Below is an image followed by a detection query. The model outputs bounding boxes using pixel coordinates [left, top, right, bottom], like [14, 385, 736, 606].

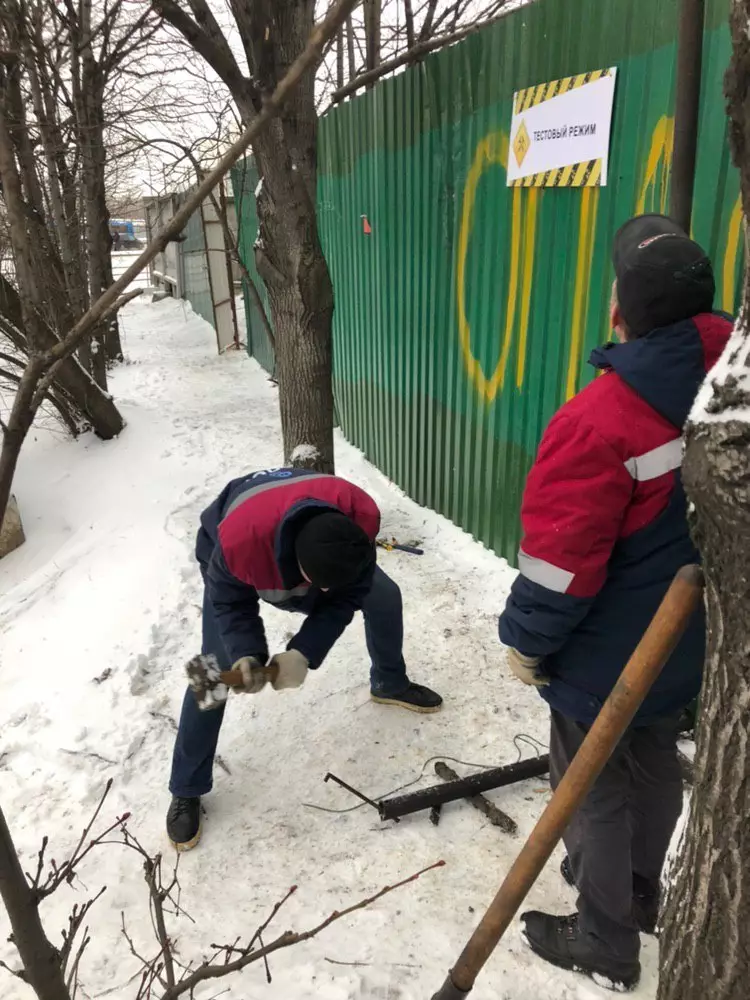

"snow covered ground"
[0, 297, 663, 999]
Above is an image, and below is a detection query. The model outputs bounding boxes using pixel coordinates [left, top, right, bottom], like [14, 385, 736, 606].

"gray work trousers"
[550, 709, 683, 960]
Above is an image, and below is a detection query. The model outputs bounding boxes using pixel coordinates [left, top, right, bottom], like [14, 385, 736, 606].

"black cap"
[612, 214, 715, 338]
[295, 512, 375, 589]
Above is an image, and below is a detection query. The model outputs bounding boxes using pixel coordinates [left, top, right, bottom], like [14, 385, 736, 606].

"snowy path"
[0, 298, 660, 999]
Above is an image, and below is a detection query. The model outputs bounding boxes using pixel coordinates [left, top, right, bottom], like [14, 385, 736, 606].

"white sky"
[126, 0, 532, 197]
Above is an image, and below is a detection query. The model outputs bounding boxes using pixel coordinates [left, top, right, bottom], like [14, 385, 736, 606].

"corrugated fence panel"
[178, 196, 214, 329]
[692, 10, 742, 312]
[231, 158, 276, 374]
[318, 0, 740, 565]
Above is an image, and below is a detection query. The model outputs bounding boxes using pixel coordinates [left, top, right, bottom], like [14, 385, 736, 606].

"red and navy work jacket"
[499, 313, 731, 724]
[196, 468, 381, 668]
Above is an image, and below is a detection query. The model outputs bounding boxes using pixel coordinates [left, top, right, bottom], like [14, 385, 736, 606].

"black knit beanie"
[295, 512, 375, 589]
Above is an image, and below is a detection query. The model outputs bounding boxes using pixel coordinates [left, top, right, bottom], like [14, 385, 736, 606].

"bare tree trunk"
[0, 370, 39, 528]
[76, 184, 92, 375]
[0, 276, 122, 437]
[24, 29, 89, 325]
[77, 0, 109, 388]
[336, 24, 345, 89]
[403, 0, 415, 49]
[102, 245, 124, 362]
[262, 266, 334, 470]
[364, 0, 381, 79]
[1, 353, 85, 437]
[346, 14, 356, 79]
[0, 805, 70, 1000]
[158, 0, 336, 472]
[0, 343, 123, 533]
[248, 1, 335, 470]
[657, 4, 750, 997]
[658, 416, 750, 1000]
[420, 0, 440, 42]
[252, 119, 335, 469]
[0, 66, 124, 527]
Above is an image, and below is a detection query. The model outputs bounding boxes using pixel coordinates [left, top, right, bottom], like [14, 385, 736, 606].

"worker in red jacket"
[167, 468, 442, 850]
[499, 215, 731, 990]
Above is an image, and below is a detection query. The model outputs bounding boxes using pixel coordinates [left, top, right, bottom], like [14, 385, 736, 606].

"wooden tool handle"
[433, 564, 704, 998]
[219, 664, 279, 687]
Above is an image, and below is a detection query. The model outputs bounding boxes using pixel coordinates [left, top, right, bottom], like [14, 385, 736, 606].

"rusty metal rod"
[325, 772, 399, 820]
[378, 756, 549, 822]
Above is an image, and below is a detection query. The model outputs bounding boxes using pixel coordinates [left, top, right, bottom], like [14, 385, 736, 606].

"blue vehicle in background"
[109, 219, 144, 249]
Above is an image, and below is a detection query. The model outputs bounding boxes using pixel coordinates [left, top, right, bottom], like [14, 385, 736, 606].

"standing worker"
[499, 216, 730, 990]
[167, 466, 442, 851]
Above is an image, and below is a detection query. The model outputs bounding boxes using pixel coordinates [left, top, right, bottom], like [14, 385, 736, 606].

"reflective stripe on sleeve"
[518, 549, 575, 594]
[623, 438, 683, 482]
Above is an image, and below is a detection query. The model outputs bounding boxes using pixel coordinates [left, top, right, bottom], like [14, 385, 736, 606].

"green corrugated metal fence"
[317, 0, 741, 564]
[231, 158, 276, 374]
[235, 0, 741, 565]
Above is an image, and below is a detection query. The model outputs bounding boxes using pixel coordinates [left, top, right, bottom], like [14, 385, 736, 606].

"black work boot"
[521, 912, 640, 992]
[632, 873, 660, 935]
[371, 682, 443, 714]
[561, 857, 660, 935]
[561, 855, 576, 888]
[166, 796, 202, 851]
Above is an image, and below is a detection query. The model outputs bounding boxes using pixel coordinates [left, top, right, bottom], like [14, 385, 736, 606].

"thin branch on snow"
[142, 860, 447, 999]
[60, 748, 118, 767]
[100, 857, 448, 999]
[8, 792, 444, 999]
[59, 886, 106, 974]
[33, 779, 131, 899]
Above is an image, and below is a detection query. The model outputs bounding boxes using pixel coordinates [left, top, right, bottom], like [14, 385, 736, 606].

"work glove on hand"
[232, 656, 269, 694]
[269, 650, 309, 691]
[506, 648, 550, 687]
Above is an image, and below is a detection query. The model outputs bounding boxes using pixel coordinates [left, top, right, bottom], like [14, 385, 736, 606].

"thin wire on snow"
[301, 735, 549, 815]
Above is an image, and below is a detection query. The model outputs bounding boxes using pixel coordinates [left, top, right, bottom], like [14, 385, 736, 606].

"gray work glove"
[269, 650, 309, 691]
[232, 656, 269, 694]
[506, 648, 550, 687]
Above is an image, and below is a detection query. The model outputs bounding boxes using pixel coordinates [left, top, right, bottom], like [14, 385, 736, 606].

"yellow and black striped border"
[513, 68, 612, 115]
[511, 68, 612, 187]
[510, 158, 603, 188]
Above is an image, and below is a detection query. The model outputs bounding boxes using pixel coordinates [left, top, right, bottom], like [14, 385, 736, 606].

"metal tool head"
[186, 653, 229, 711]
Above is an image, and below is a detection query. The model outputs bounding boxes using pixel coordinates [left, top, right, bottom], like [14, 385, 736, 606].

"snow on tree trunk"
[658, 5, 750, 997]
[658, 329, 750, 998]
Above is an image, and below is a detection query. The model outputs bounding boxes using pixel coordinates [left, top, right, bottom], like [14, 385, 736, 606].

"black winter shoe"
[167, 796, 202, 851]
[521, 912, 640, 992]
[632, 874, 660, 936]
[560, 856, 659, 935]
[561, 855, 576, 888]
[371, 683, 443, 714]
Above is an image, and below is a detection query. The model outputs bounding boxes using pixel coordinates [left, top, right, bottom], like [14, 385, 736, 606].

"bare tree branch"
[332, 9, 508, 102]
[403, 0, 416, 48]
[153, 0, 256, 113]
[49, 0, 360, 368]
[159, 859, 446, 999]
